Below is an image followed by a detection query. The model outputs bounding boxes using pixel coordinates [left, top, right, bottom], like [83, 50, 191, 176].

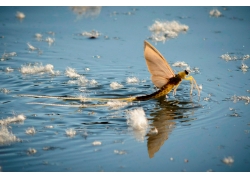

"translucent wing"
[144, 41, 175, 88]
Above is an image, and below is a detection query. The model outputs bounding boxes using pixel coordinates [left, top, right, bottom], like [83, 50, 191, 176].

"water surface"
[0, 6, 250, 172]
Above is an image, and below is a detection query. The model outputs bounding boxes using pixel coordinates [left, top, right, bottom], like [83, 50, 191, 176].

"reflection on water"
[147, 98, 197, 158]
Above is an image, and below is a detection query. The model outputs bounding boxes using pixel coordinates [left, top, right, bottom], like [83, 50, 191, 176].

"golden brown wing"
[144, 40, 175, 88]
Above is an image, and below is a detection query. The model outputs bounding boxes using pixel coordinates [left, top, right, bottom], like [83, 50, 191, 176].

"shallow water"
[0, 6, 250, 172]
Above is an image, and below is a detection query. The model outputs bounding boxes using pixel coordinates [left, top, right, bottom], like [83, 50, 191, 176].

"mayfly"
[19, 41, 200, 106]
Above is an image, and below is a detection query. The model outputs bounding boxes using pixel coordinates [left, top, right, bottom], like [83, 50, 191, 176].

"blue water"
[0, 6, 250, 172]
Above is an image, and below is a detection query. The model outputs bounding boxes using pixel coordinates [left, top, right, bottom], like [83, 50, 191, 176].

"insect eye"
[184, 70, 189, 75]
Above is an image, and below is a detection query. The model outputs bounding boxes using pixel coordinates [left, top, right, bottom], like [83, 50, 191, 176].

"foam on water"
[0, 88, 11, 94]
[16, 11, 25, 19]
[20, 63, 60, 75]
[89, 79, 98, 86]
[81, 30, 101, 39]
[27, 148, 37, 155]
[127, 107, 148, 142]
[172, 61, 188, 67]
[209, 9, 222, 17]
[65, 67, 81, 78]
[232, 95, 250, 105]
[126, 77, 139, 83]
[0, 114, 26, 125]
[45, 37, 55, 45]
[114, 149, 127, 155]
[0, 126, 20, 145]
[25, 127, 36, 135]
[65, 128, 76, 137]
[77, 76, 89, 86]
[241, 62, 248, 72]
[222, 156, 234, 165]
[220, 53, 250, 61]
[1, 52, 17, 61]
[5, 67, 14, 72]
[27, 43, 37, 51]
[92, 141, 102, 146]
[149, 20, 188, 42]
[110, 82, 123, 89]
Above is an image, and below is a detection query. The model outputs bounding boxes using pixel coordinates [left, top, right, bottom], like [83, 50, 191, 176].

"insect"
[19, 41, 200, 106]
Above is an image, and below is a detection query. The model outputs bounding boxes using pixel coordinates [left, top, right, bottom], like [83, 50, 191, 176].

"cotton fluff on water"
[127, 108, 148, 142]
[149, 20, 189, 42]
[20, 63, 59, 75]
[65, 128, 76, 137]
[0, 126, 20, 145]
[127, 107, 148, 131]
[0, 114, 26, 125]
[110, 82, 123, 89]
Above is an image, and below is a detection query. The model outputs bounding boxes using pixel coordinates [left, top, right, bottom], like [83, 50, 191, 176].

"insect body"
[19, 41, 200, 105]
[131, 40, 200, 101]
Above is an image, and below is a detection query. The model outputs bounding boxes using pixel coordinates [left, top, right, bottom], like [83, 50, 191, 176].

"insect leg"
[172, 82, 181, 96]
[184, 76, 200, 96]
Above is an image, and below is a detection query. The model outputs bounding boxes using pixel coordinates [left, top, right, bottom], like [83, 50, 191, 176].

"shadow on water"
[146, 97, 200, 158]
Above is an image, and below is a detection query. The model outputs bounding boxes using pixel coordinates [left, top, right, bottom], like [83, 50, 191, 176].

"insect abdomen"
[135, 77, 181, 101]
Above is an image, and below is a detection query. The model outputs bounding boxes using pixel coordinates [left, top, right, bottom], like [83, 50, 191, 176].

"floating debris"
[0, 114, 26, 125]
[209, 9, 222, 17]
[232, 95, 250, 105]
[0, 126, 20, 145]
[149, 20, 189, 42]
[77, 76, 89, 86]
[170, 157, 174, 161]
[89, 79, 98, 86]
[243, 55, 250, 60]
[241, 62, 248, 72]
[81, 30, 101, 39]
[184, 159, 189, 163]
[1, 52, 17, 61]
[126, 77, 139, 83]
[92, 55, 101, 59]
[127, 108, 148, 141]
[65, 67, 81, 78]
[0, 88, 10, 94]
[26, 127, 36, 135]
[5, 67, 14, 72]
[222, 156, 234, 165]
[220, 53, 237, 61]
[27, 43, 37, 51]
[185, 66, 200, 74]
[16, 11, 25, 19]
[35, 33, 42, 40]
[114, 149, 127, 155]
[92, 140, 102, 146]
[45, 37, 55, 45]
[27, 148, 37, 155]
[220, 53, 250, 61]
[204, 97, 210, 101]
[172, 61, 188, 67]
[65, 128, 76, 137]
[20, 63, 60, 75]
[110, 82, 124, 89]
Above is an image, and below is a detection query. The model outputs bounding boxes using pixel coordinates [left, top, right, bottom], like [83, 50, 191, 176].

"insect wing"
[144, 41, 175, 88]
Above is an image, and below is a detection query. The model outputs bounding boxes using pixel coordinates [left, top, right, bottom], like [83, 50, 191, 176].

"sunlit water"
[0, 6, 250, 172]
